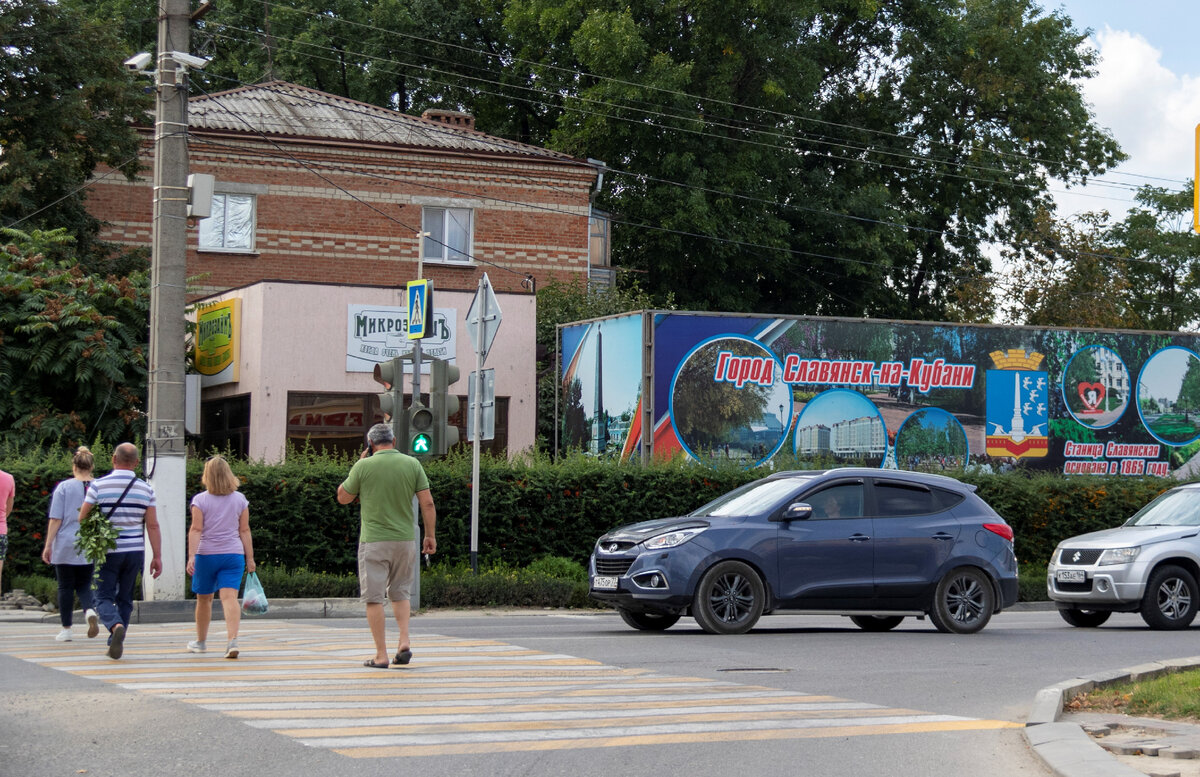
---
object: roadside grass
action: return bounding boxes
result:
[1071,670,1200,723]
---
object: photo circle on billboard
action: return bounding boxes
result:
[894,408,969,472]
[1062,345,1129,430]
[792,388,887,468]
[668,335,793,466]
[1137,346,1200,447]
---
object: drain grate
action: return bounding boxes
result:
[717,667,791,674]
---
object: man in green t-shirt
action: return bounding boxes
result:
[337,423,437,668]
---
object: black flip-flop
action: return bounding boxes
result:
[363,659,390,669]
[392,649,413,665]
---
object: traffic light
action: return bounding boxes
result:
[408,402,434,456]
[372,355,408,444]
[429,356,460,455]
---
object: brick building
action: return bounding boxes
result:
[86,81,607,460]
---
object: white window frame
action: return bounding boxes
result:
[197,182,267,254]
[421,205,474,264]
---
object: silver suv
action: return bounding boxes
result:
[1047,482,1200,629]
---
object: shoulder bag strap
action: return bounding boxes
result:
[99,476,138,522]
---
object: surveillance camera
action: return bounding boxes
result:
[123,52,153,72]
[167,51,211,70]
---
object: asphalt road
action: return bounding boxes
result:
[1,607,1195,777]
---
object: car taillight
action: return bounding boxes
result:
[983,523,1013,542]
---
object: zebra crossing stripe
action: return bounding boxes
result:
[0,620,1019,758]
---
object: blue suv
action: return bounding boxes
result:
[589,468,1018,634]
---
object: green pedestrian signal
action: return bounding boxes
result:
[408,402,434,457]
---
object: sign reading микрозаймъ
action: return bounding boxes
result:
[345,303,458,373]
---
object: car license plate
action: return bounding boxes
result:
[1056,569,1086,583]
[592,575,618,590]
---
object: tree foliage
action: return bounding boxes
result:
[1003,210,1141,328]
[1108,182,1200,332]
[72,0,1125,322]
[1006,181,1200,331]
[0,228,149,448]
[0,0,153,267]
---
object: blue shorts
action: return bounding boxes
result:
[191,554,245,595]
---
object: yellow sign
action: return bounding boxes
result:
[195,298,240,382]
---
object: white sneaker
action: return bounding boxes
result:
[85,609,99,639]
[55,629,72,642]
[187,640,206,653]
[224,639,239,659]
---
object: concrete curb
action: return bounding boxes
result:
[1025,655,1200,777]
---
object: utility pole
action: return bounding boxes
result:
[144,0,191,600]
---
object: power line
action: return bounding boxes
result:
[249,0,1188,189]
[194,76,1185,278]
[206,22,1171,202]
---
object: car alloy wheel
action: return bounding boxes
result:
[929,566,994,634]
[691,560,764,635]
[1140,565,1199,630]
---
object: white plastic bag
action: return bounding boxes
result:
[242,571,269,616]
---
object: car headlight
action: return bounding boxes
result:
[643,527,706,550]
[1097,547,1140,566]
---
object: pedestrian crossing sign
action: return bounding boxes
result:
[407,279,432,340]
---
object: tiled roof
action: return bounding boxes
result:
[188,81,575,160]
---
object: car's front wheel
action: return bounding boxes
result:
[1140,565,1199,630]
[928,567,994,634]
[691,560,765,635]
[618,608,681,631]
[849,615,904,632]
[1058,608,1111,628]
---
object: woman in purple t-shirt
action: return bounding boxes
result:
[186,456,255,659]
[0,467,13,594]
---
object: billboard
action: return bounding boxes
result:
[559,312,1200,477]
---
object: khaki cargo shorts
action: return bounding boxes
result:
[357,541,416,603]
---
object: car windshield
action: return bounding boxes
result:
[692,477,815,517]
[1125,489,1200,527]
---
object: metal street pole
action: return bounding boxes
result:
[144,0,191,600]
[470,275,486,575]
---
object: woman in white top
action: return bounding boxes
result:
[41,447,100,642]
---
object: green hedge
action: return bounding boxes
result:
[0,445,1181,591]
[959,471,1171,566]
[0,447,751,585]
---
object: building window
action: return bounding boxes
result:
[199,193,256,251]
[286,392,384,458]
[422,206,472,263]
[284,391,510,458]
[199,394,251,458]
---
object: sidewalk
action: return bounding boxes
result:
[1026,656,1200,777]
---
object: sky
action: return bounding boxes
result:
[1046,1,1200,220]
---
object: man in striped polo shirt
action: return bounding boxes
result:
[79,443,162,659]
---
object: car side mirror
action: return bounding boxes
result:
[775,502,813,522]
